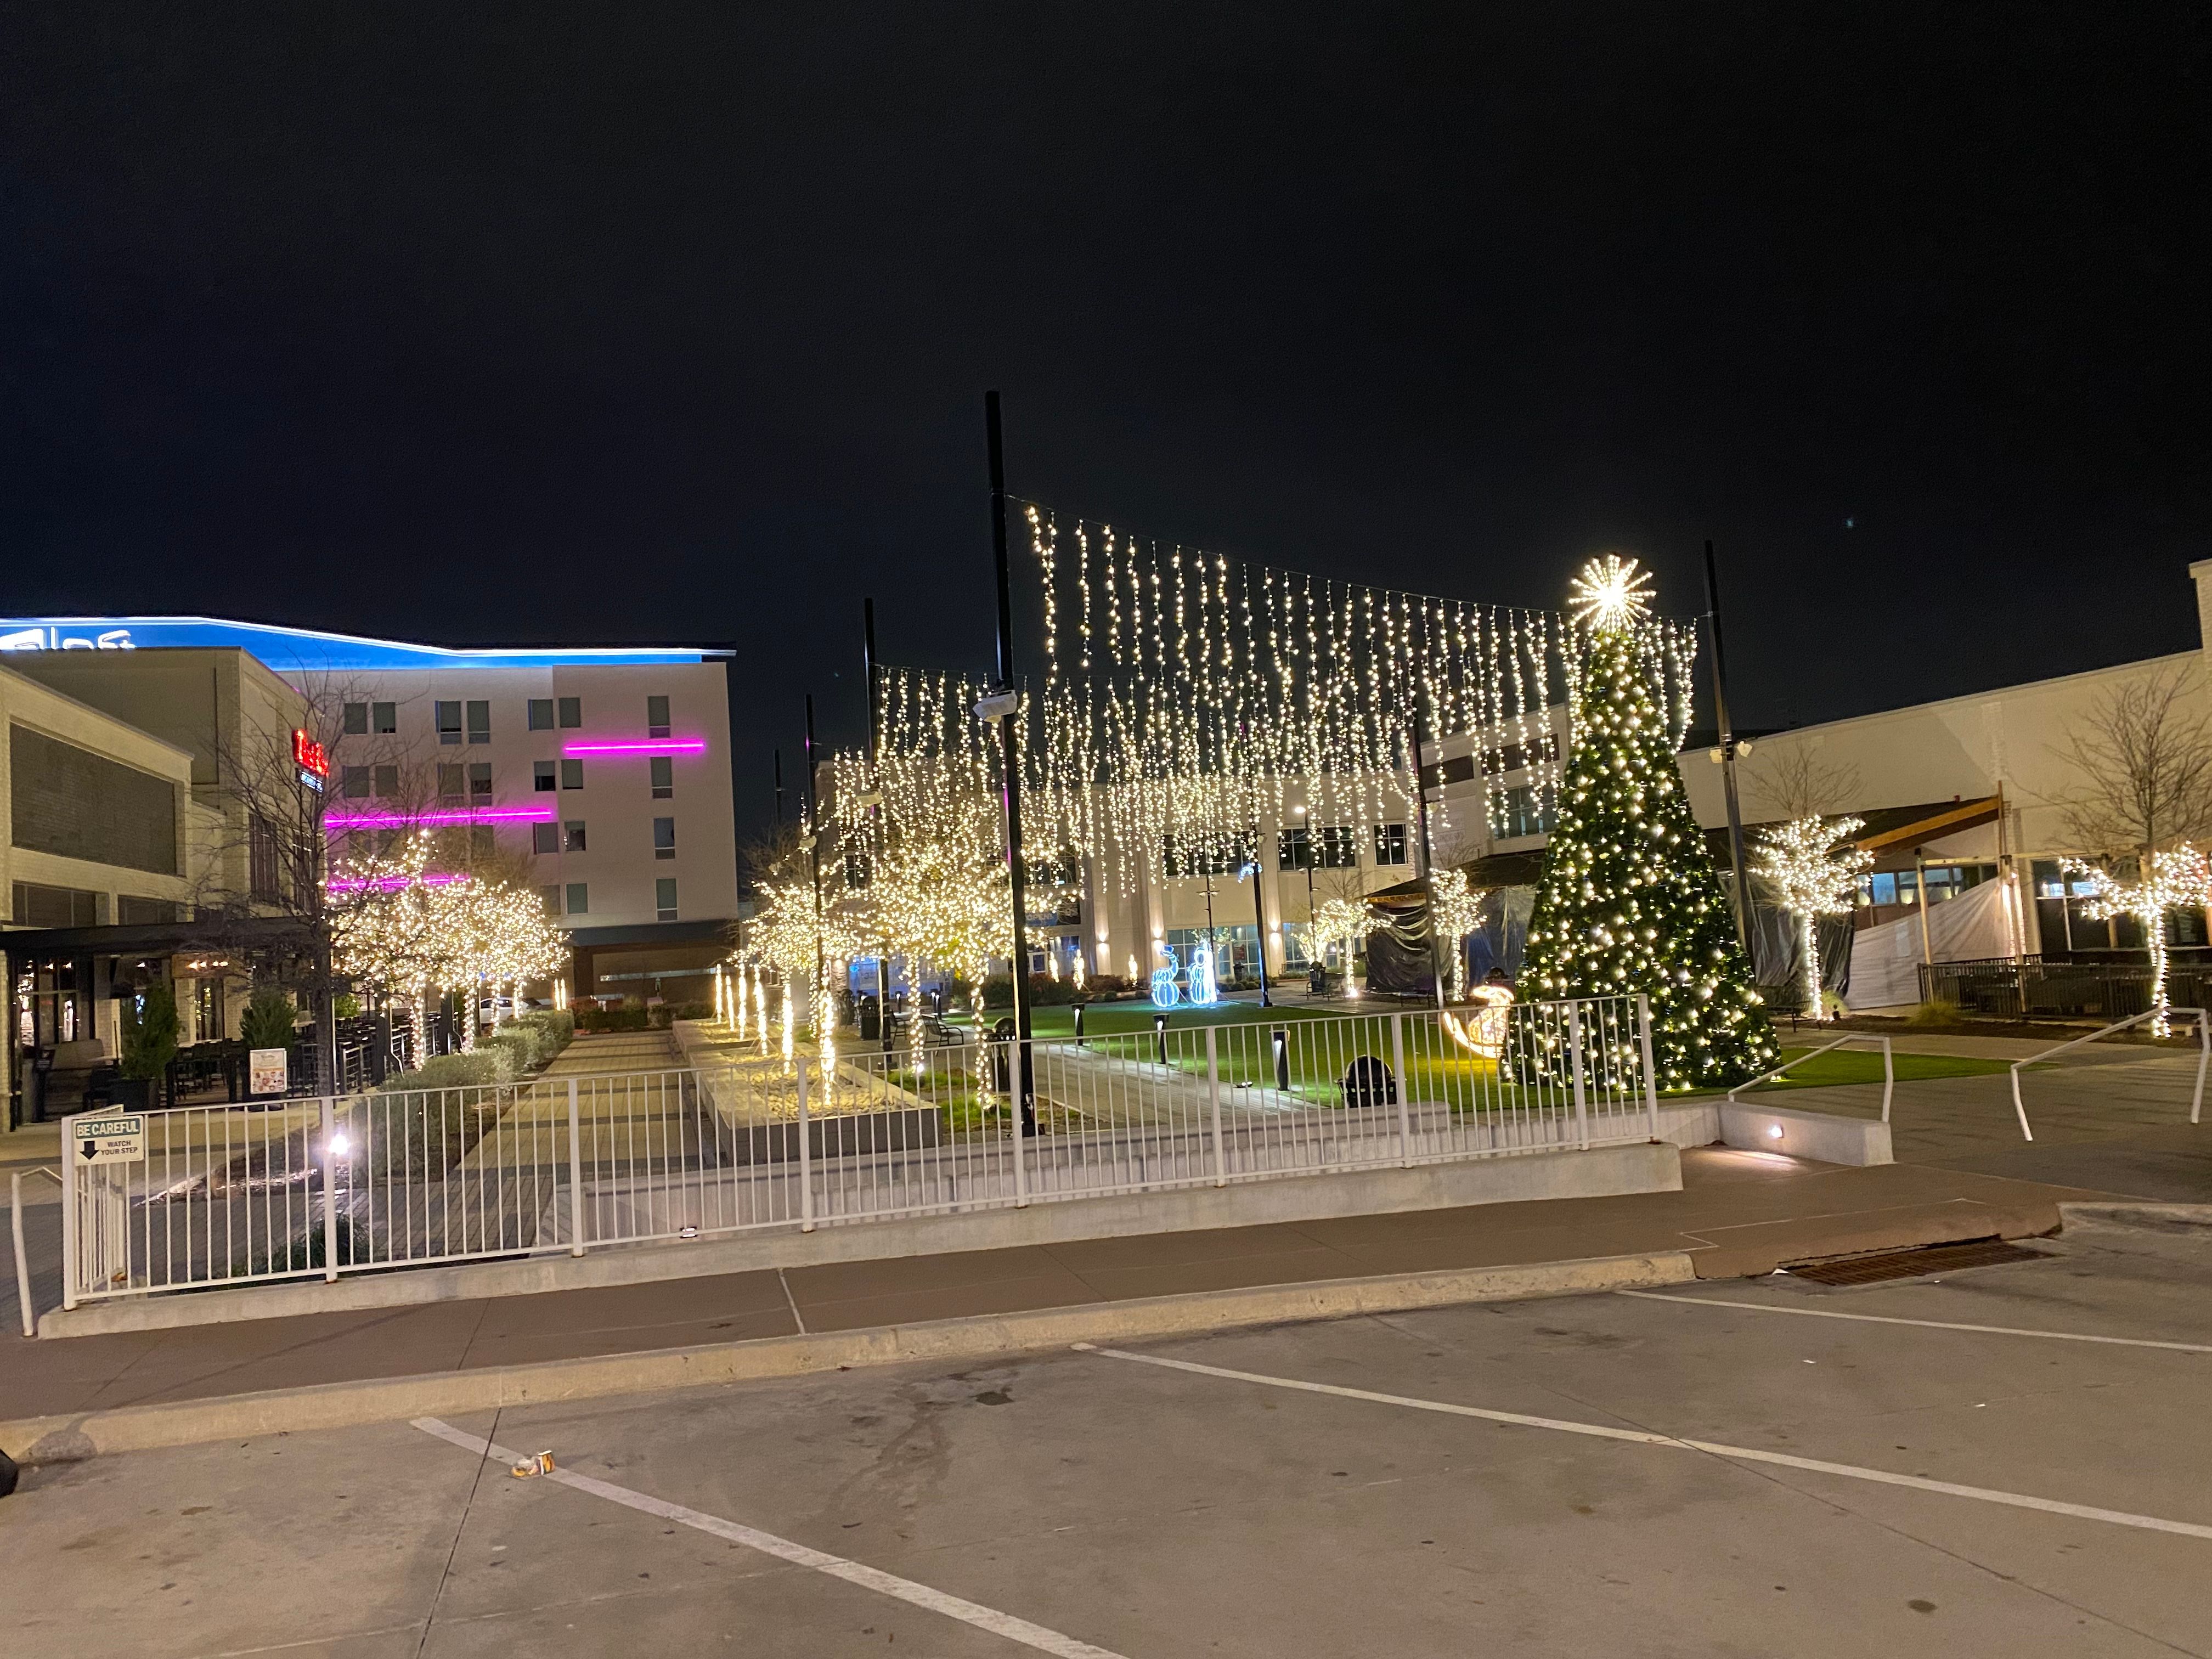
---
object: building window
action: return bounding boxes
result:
[647,695,670,739]
[436,701,462,745]
[1481,732,1558,775]
[534,761,557,792]
[341,766,371,799]
[1317,826,1359,868]
[342,702,369,736]
[373,702,396,734]
[528,698,555,731]
[561,759,584,790]
[655,817,677,861]
[1374,823,1408,866]
[1163,834,1256,878]
[466,701,490,744]
[564,821,587,853]
[373,764,398,798]
[1491,785,1555,840]
[1278,826,1312,871]
[557,697,582,729]
[470,826,495,860]
[656,877,678,921]
[566,882,589,915]
[844,849,869,888]
[12,882,100,927]
[540,883,562,916]
[438,764,464,802]
[469,761,493,802]
[532,822,558,855]
[250,817,282,901]
[650,756,673,799]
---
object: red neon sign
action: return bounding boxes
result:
[292,729,329,779]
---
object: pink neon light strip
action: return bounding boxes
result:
[561,738,708,756]
[326,872,471,894]
[324,807,556,828]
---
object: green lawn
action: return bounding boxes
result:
[1722,1047,2011,1093]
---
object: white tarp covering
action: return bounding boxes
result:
[1846,878,2015,1010]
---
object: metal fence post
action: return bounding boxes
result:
[319,1096,341,1282]
[1391,1013,1410,1165]
[567,1077,587,1256]
[1009,1037,1029,1208]
[1206,1026,1226,1186]
[1567,1002,1590,1151]
[1637,994,1659,1141]
[796,1053,816,1231]
[2194,1011,2209,1126]
[59,1111,78,1311]
[14,1171,35,1337]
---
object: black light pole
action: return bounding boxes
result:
[774,748,785,825]
[1410,699,1447,1009]
[1244,853,1272,1008]
[864,597,891,1054]
[984,391,1035,1132]
[1703,541,1753,948]
[803,696,827,1030]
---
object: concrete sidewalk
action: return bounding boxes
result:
[0,1146,2112,1436]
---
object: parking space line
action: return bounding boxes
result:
[1616,1290,2212,1352]
[1073,1345,2212,1541]
[411,1418,1128,1658]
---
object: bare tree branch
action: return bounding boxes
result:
[2051,664,2212,862]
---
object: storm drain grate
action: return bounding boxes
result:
[1785,1238,2050,1286]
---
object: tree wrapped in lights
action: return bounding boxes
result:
[2066,845,2212,1036]
[1295,896,1373,982]
[1753,815,1872,1021]
[1427,868,1486,1000]
[1521,556,1776,1088]
[330,832,569,1054]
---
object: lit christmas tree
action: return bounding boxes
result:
[1521,556,1777,1088]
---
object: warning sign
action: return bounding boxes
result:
[76,1114,145,1165]
[249,1047,289,1097]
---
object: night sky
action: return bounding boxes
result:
[4,5,2207,827]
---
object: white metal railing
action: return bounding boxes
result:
[13,1165,60,1336]
[57,996,1661,1307]
[2007,1006,2210,1141]
[1728,1033,1897,1122]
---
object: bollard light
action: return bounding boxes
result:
[1272,1028,1290,1092]
[1154,1011,1170,1066]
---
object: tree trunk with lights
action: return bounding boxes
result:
[1521,559,1778,1090]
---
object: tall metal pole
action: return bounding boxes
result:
[1703,540,1753,949]
[774,748,785,825]
[864,597,891,1054]
[1245,853,1272,1008]
[985,391,1034,1132]
[803,695,827,1032]
[1410,698,1447,1008]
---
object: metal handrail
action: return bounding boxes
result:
[2006,1006,2209,1142]
[1727,1032,1896,1124]
[13,1165,61,1338]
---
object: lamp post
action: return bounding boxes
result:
[982,391,1034,1133]
[1704,540,1753,948]
[864,597,893,1055]
[1243,854,1272,1008]
[803,695,826,1034]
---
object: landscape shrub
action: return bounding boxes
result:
[240,989,299,1051]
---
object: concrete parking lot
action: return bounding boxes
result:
[9,1209,2210,1658]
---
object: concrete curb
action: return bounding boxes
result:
[2058,1201,2212,1233]
[0,1249,1694,1466]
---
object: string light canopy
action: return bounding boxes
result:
[1752,815,1875,1021]
[2066,845,2212,1036]
[817,502,1703,919]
